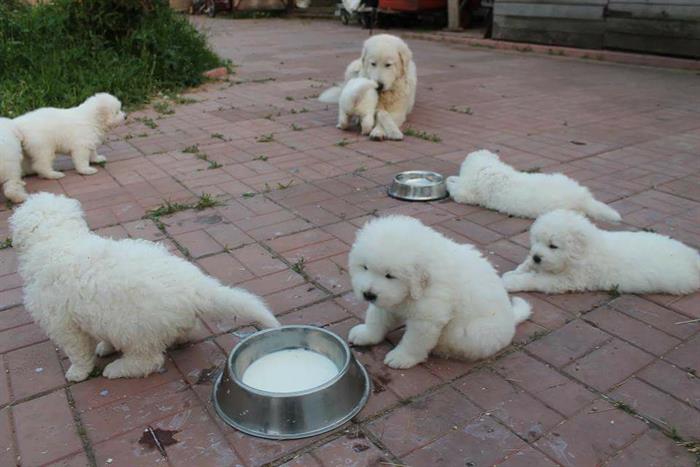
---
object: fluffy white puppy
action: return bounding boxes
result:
[13,93,125,179]
[446,150,621,223]
[0,118,28,203]
[10,193,280,381]
[337,77,379,135]
[347,215,531,369]
[502,209,700,295]
[320,34,417,141]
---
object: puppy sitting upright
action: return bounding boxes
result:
[502,209,700,295]
[10,193,280,381]
[13,93,125,179]
[337,77,379,136]
[347,215,531,369]
[446,150,621,222]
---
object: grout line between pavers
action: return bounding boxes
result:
[65,386,98,467]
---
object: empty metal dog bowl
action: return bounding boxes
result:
[212,325,371,439]
[388,170,448,201]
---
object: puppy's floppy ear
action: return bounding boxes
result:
[397,41,412,79]
[564,229,589,261]
[360,44,369,74]
[408,264,430,300]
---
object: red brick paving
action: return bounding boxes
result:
[0,17,698,467]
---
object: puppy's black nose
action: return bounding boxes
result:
[376,82,384,92]
[363,291,377,302]
[533,255,542,264]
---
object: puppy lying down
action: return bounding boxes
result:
[10,193,280,381]
[446,150,621,223]
[337,77,379,136]
[503,209,700,295]
[347,215,531,369]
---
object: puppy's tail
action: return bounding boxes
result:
[583,199,622,223]
[318,86,342,103]
[510,297,532,324]
[199,286,281,329]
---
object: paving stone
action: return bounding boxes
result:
[0,408,16,467]
[606,429,697,467]
[13,390,83,466]
[366,386,480,457]
[563,338,655,392]
[496,351,596,417]
[535,399,648,467]
[310,434,388,467]
[584,305,681,356]
[610,378,700,439]
[638,360,700,410]
[6,341,65,401]
[527,320,610,368]
[402,415,528,467]
[454,369,563,441]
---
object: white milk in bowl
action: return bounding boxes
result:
[242,348,339,393]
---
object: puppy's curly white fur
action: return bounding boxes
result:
[337,77,379,135]
[0,118,28,203]
[447,150,621,222]
[347,215,531,369]
[10,193,279,381]
[503,209,700,294]
[13,93,125,179]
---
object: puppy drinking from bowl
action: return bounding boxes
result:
[347,215,531,369]
[502,209,700,295]
[10,193,280,381]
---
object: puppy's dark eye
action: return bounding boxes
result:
[549,244,558,250]
[370,62,377,67]
[385,63,391,68]
[385,273,395,279]
[362,265,368,270]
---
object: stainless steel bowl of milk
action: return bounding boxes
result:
[212,325,371,439]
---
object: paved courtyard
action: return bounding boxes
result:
[1,18,699,467]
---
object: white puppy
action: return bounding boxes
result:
[13,93,125,179]
[320,34,417,141]
[337,77,379,135]
[10,193,280,381]
[347,215,531,369]
[0,118,28,203]
[502,209,700,295]
[446,150,621,223]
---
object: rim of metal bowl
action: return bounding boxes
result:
[388,170,448,201]
[211,325,372,439]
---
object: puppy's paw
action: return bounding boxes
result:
[95,341,116,357]
[92,154,107,163]
[348,324,383,346]
[65,364,92,382]
[384,348,422,369]
[41,171,65,180]
[385,129,404,141]
[369,127,386,141]
[77,167,98,175]
[502,272,526,291]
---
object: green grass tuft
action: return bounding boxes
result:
[0,0,224,116]
[404,128,442,143]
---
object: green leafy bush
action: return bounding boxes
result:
[0,0,224,116]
